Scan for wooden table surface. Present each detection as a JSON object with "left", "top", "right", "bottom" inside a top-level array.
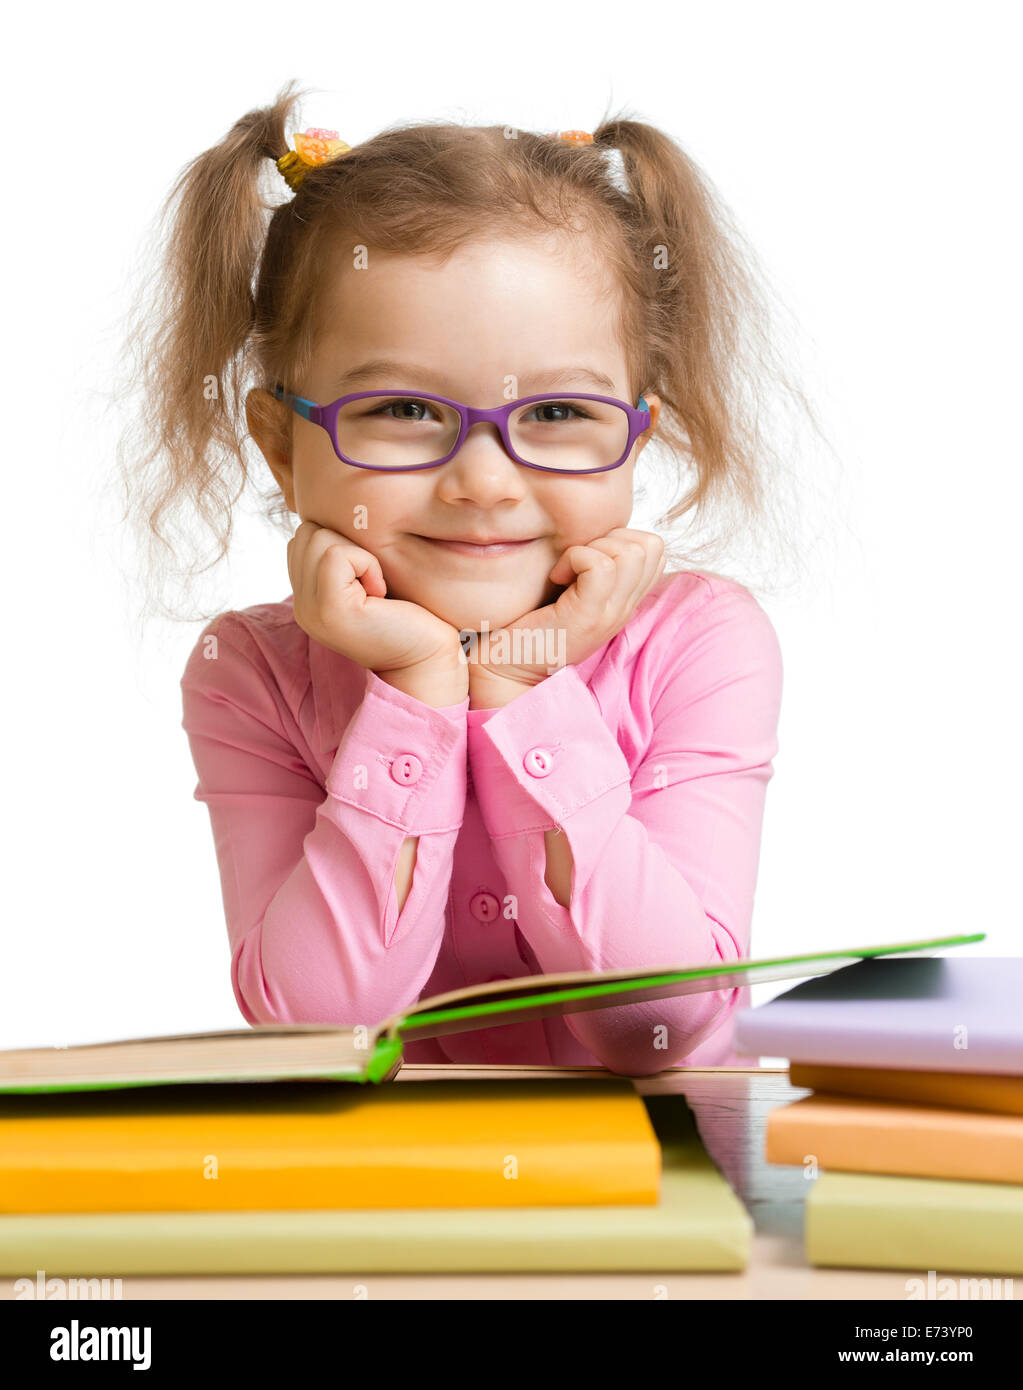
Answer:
[{"left": 18, "top": 1062, "right": 1000, "bottom": 1301}]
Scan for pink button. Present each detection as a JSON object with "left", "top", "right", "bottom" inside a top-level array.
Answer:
[
  {"left": 469, "top": 891, "right": 501, "bottom": 923},
  {"left": 523, "top": 746, "right": 554, "bottom": 777},
  {"left": 390, "top": 753, "right": 423, "bottom": 786}
]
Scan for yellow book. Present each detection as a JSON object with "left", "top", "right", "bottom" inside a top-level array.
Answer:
[
  {"left": 0, "top": 1098, "right": 750, "bottom": 1274},
  {"left": 0, "top": 1079, "right": 659, "bottom": 1213},
  {"left": 806, "top": 1170, "right": 1023, "bottom": 1274},
  {"left": 766, "top": 1094, "right": 1023, "bottom": 1184},
  {"left": 789, "top": 1063, "right": 1023, "bottom": 1115}
]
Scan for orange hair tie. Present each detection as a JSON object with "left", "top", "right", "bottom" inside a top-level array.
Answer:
[
  {"left": 555, "top": 128, "right": 630, "bottom": 196},
  {"left": 277, "top": 127, "right": 352, "bottom": 191}
]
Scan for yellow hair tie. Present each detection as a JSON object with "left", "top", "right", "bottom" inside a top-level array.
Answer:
[
  {"left": 555, "top": 129, "right": 595, "bottom": 146},
  {"left": 277, "top": 127, "right": 352, "bottom": 192}
]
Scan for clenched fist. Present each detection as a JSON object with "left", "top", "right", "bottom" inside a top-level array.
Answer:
[{"left": 287, "top": 521, "right": 463, "bottom": 675}]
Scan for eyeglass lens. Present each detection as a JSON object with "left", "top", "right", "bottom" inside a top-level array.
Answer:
[{"left": 334, "top": 395, "right": 630, "bottom": 471}]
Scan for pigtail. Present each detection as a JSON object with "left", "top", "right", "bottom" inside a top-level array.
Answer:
[
  {"left": 113, "top": 80, "right": 309, "bottom": 622},
  {"left": 591, "top": 109, "right": 835, "bottom": 594}
]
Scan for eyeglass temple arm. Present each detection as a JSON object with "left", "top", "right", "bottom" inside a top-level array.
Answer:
[{"left": 272, "top": 384, "right": 319, "bottom": 422}]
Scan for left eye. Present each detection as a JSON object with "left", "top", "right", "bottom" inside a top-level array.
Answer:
[
  {"left": 527, "top": 402, "right": 591, "bottom": 422},
  {"left": 370, "top": 398, "right": 439, "bottom": 422}
]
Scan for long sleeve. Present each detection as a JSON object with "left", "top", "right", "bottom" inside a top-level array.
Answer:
[
  {"left": 466, "top": 587, "right": 782, "bottom": 1076},
  {"left": 181, "top": 621, "right": 470, "bottom": 1029}
]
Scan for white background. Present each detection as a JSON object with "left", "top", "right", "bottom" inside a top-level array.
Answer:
[{"left": 0, "top": 2, "right": 1018, "bottom": 1054}]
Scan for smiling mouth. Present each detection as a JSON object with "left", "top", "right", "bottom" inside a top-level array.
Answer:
[{"left": 415, "top": 536, "right": 539, "bottom": 558}]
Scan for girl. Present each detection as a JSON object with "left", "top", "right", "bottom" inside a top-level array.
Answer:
[{"left": 118, "top": 81, "right": 816, "bottom": 1074}]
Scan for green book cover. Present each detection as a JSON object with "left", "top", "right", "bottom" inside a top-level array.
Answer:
[{"left": 0, "top": 931, "right": 984, "bottom": 1094}]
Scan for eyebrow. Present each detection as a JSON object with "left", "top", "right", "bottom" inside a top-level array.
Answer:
[{"left": 331, "top": 359, "right": 619, "bottom": 395}]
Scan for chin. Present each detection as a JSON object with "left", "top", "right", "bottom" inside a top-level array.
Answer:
[
  {"left": 462, "top": 593, "right": 550, "bottom": 630},
  {"left": 404, "top": 580, "right": 548, "bottom": 631}
]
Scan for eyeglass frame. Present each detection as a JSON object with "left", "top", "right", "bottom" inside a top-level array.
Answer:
[{"left": 270, "top": 383, "right": 652, "bottom": 475}]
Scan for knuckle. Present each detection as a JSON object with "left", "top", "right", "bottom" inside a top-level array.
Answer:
[{"left": 324, "top": 543, "right": 355, "bottom": 572}]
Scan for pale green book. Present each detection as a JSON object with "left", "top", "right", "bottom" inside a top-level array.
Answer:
[
  {"left": 0, "top": 1096, "right": 750, "bottom": 1274},
  {"left": 806, "top": 1170, "right": 1023, "bottom": 1275}
]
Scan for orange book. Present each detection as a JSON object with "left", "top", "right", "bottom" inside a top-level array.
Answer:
[
  {"left": 788, "top": 1063, "right": 1023, "bottom": 1115},
  {"left": 0, "top": 1079, "right": 660, "bottom": 1214},
  {"left": 766, "top": 1094, "right": 1023, "bottom": 1183}
]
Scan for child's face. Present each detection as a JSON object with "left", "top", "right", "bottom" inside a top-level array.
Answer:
[{"left": 253, "top": 231, "right": 661, "bottom": 633}]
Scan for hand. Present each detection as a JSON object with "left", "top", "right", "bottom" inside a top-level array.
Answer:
[
  {"left": 467, "top": 527, "right": 667, "bottom": 689},
  {"left": 287, "top": 521, "right": 463, "bottom": 674}
]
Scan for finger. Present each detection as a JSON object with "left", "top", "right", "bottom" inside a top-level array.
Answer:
[
  {"left": 301, "top": 526, "right": 387, "bottom": 603},
  {"left": 287, "top": 520, "right": 321, "bottom": 604},
  {"left": 586, "top": 535, "right": 648, "bottom": 607},
  {"left": 549, "top": 543, "right": 618, "bottom": 615},
  {"left": 597, "top": 527, "right": 664, "bottom": 570},
  {"left": 597, "top": 529, "right": 666, "bottom": 606},
  {"left": 340, "top": 544, "right": 387, "bottom": 598},
  {"left": 581, "top": 537, "right": 654, "bottom": 617},
  {"left": 286, "top": 536, "right": 297, "bottom": 594},
  {"left": 648, "top": 545, "right": 668, "bottom": 593},
  {"left": 315, "top": 543, "right": 373, "bottom": 615},
  {"left": 630, "top": 532, "right": 666, "bottom": 600},
  {"left": 550, "top": 527, "right": 651, "bottom": 584},
  {"left": 317, "top": 541, "right": 388, "bottom": 606}
]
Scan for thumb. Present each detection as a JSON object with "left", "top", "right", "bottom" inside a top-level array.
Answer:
[
  {"left": 353, "top": 552, "right": 388, "bottom": 598},
  {"left": 548, "top": 553, "right": 575, "bottom": 586}
]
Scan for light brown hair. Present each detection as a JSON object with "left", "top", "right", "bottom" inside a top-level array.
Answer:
[{"left": 114, "top": 79, "right": 837, "bottom": 622}]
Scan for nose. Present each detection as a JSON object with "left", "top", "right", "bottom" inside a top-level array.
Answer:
[{"left": 434, "top": 420, "right": 531, "bottom": 504}]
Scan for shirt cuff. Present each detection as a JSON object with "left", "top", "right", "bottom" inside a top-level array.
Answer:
[
  {"left": 325, "top": 668, "right": 469, "bottom": 833},
  {"left": 467, "top": 663, "right": 631, "bottom": 838}
]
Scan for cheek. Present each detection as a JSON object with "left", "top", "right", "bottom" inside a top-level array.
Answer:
[
  {"left": 554, "top": 484, "right": 633, "bottom": 545},
  {"left": 294, "top": 469, "right": 400, "bottom": 539}
]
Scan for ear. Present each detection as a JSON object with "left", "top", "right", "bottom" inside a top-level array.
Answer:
[{"left": 246, "top": 388, "right": 296, "bottom": 512}]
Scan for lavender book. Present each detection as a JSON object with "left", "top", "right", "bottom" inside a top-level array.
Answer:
[{"left": 734, "top": 954, "right": 1016, "bottom": 1072}]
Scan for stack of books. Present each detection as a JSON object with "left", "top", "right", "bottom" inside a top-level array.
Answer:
[
  {"left": 0, "top": 932, "right": 982, "bottom": 1277},
  {"left": 0, "top": 1077, "right": 754, "bottom": 1274},
  {"left": 734, "top": 956, "right": 1023, "bottom": 1275}
]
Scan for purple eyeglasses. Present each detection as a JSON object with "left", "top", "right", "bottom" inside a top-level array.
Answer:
[{"left": 271, "top": 384, "right": 652, "bottom": 475}]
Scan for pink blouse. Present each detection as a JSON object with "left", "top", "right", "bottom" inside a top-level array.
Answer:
[{"left": 180, "top": 569, "right": 782, "bottom": 1074}]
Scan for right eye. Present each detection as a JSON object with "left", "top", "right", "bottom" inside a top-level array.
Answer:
[{"left": 366, "top": 397, "right": 437, "bottom": 422}]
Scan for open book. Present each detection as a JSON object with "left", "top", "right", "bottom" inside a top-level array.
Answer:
[{"left": 0, "top": 932, "right": 983, "bottom": 1093}]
